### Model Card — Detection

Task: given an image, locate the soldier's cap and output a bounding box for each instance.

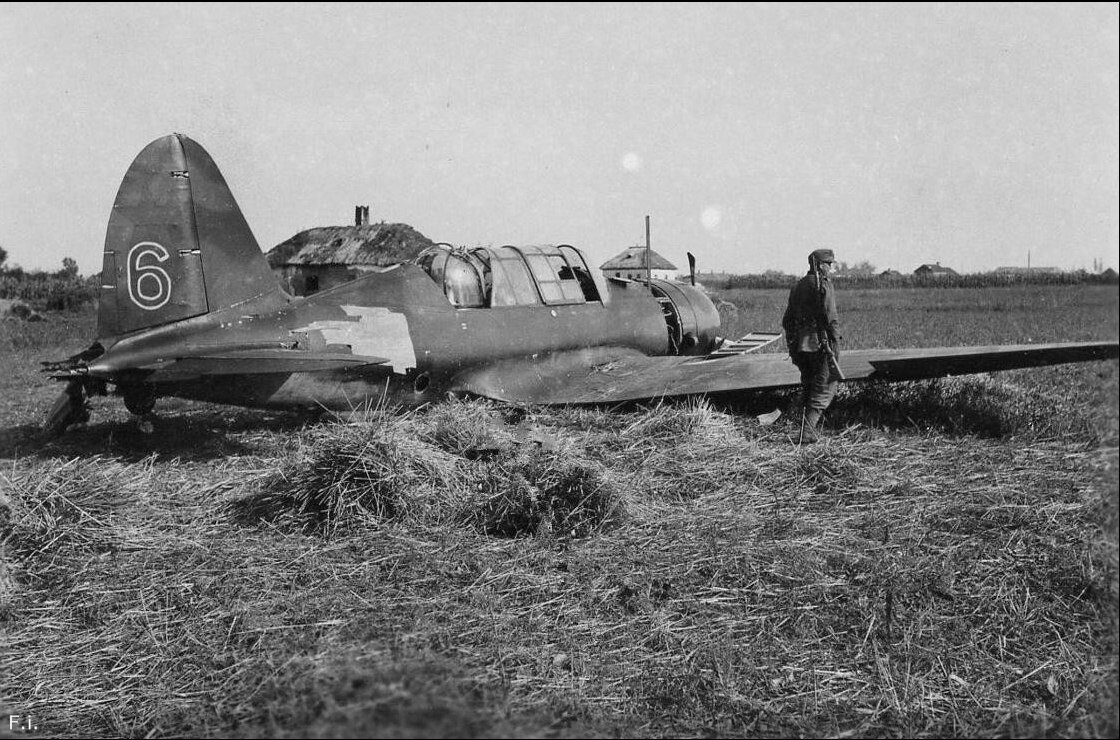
[809,248,835,264]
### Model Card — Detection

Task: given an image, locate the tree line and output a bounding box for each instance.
[0,247,97,311]
[721,269,1118,290]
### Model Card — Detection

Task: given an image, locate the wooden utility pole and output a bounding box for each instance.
[645,215,652,285]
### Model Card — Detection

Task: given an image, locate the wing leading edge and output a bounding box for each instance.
[452,341,1119,405]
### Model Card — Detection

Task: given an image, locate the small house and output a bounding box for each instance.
[913,262,958,278]
[600,247,677,281]
[267,216,434,296]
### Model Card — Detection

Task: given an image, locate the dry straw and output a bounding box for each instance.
[2,385,1116,737]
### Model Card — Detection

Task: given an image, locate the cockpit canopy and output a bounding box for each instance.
[415,243,600,308]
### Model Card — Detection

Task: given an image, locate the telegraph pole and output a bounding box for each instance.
[645,215,652,285]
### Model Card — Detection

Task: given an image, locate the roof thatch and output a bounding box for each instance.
[266,223,435,268]
[914,263,958,275]
[600,247,677,271]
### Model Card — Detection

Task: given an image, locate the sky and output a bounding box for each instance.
[1,2,1117,276]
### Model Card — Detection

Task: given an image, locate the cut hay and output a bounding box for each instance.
[231,415,460,531]
[618,396,732,445]
[419,396,512,455]
[2,406,1115,738]
[463,447,625,538]
[232,402,625,540]
[1,456,156,592]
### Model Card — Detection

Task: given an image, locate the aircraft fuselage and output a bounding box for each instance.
[87,261,713,412]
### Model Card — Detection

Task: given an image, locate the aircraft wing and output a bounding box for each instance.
[452,341,1119,405]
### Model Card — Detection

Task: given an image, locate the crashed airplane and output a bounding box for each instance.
[41,134,1119,436]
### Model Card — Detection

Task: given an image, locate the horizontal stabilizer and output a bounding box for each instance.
[46,348,388,382]
[143,349,388,381]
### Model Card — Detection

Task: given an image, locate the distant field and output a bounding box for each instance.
[1,284,1117,738]
[715,284,1120,348]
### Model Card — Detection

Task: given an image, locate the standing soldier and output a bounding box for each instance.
[782,248,843,443]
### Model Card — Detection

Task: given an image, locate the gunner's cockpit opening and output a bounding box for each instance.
[416,244,492,308]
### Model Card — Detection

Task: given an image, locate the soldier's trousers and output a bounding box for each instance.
[792,350,839,412]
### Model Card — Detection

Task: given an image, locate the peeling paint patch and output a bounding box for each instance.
[297,306,416,373]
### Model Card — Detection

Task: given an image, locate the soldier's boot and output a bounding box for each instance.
[800,409,823,444]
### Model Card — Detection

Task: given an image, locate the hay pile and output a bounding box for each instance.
[232,413,460,529]
[465,448,624,538]
[230,405,623,539]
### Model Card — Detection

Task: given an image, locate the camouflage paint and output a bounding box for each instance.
[42,134,1118,432]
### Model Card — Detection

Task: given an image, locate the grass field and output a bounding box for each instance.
[718,284,1120,348]
[1,284,1117,738]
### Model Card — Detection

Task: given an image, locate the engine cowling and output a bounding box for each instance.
[648,279,722,356]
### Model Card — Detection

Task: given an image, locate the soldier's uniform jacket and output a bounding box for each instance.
[782,272,840,353]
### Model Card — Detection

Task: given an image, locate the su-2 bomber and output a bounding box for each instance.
[41,134,1119,436]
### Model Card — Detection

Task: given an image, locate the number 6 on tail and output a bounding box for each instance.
[126,241,172,310]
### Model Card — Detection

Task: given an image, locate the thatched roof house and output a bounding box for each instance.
[267,223,435,295]
[268,223,434,269]
[913,262,958,277]
[600,247,677,281]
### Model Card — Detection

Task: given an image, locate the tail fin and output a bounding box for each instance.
[97,134,278,338]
